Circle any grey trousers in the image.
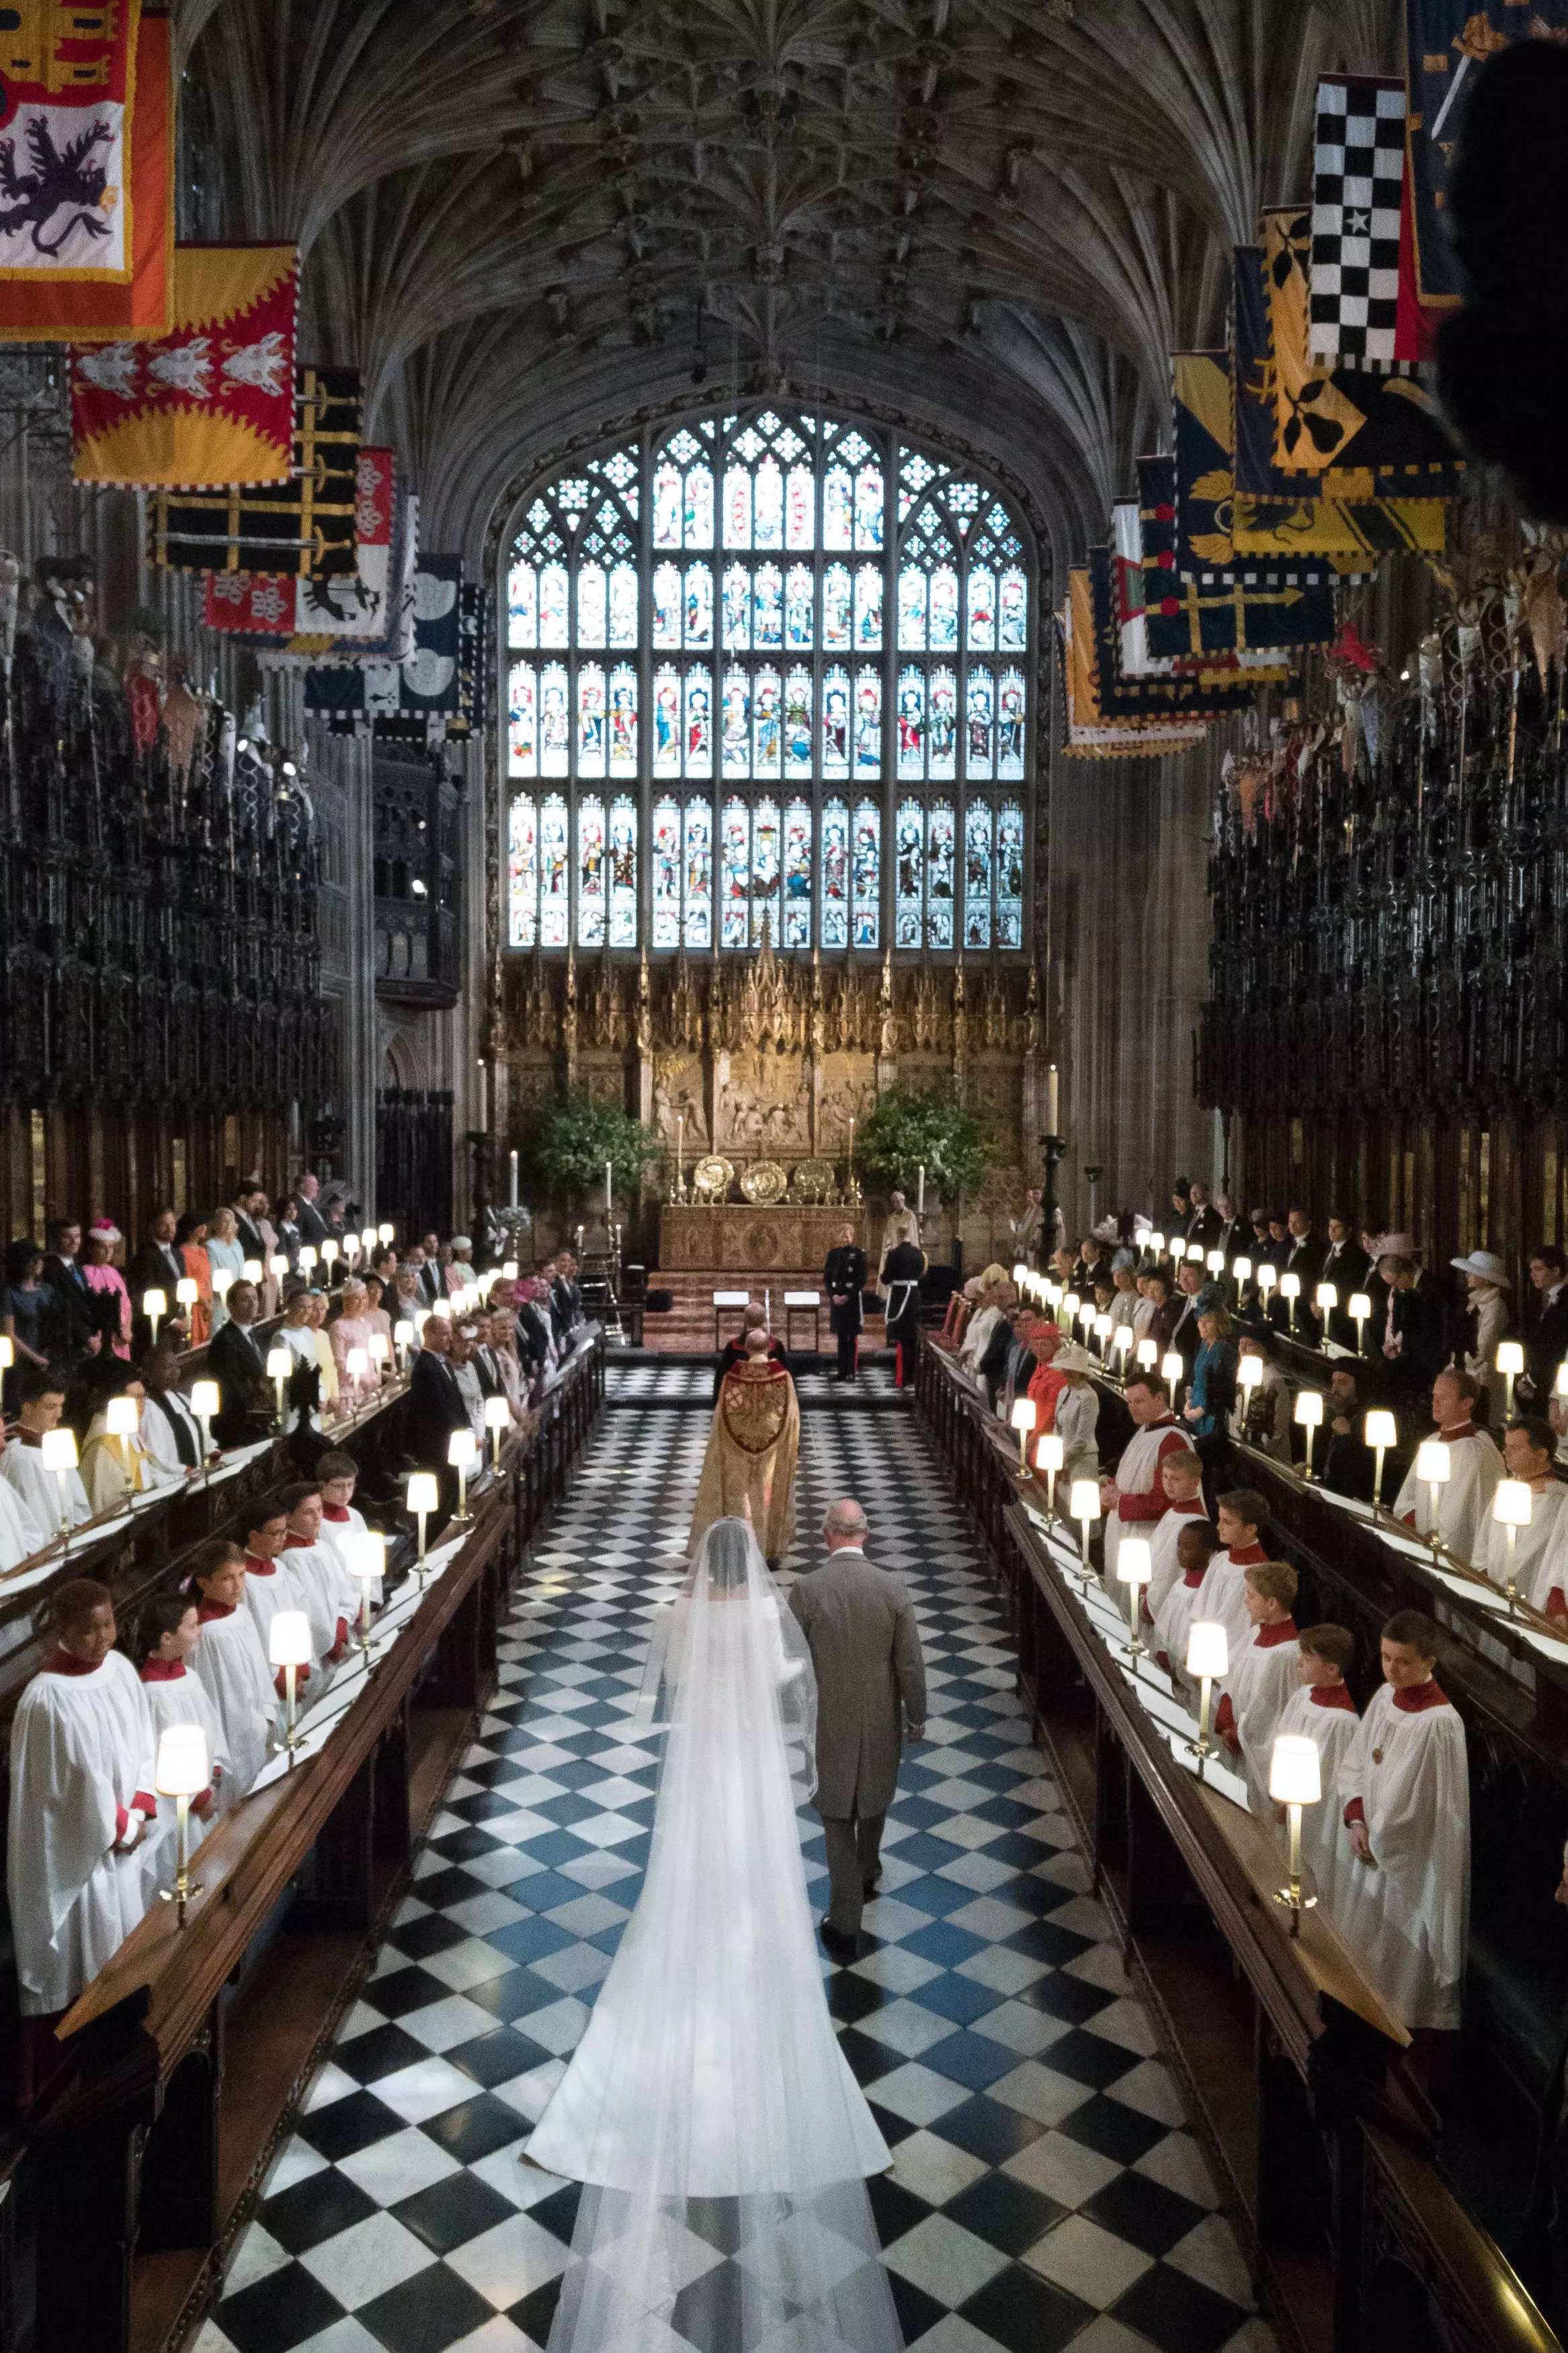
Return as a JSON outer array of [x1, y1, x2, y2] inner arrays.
[[819, 1809, 886, 1935]]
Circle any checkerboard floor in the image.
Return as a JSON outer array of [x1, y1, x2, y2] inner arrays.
[[609, 1357, 905, 1404], [197, 1396, 1275, 2353]]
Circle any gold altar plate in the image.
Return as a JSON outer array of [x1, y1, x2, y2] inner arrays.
[[739, 1160, 789, 1204]]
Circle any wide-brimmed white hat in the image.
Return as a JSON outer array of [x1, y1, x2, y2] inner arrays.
[[1373, 1232, 1417, 1259], [1450, 1250, 1510, 1287], [1053, 1343, 1096, 1374]]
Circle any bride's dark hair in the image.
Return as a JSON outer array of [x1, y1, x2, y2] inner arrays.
[[704, 1518, 753, 1591]]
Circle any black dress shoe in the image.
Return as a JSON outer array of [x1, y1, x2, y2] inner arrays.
[[862, 1872, 882, 1898], [820, 1919, 860, 1962]]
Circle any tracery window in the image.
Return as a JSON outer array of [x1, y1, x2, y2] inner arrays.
[[504, 413, 1034, 951]]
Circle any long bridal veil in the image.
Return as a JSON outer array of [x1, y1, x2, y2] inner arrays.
[[529, 1516, 903, 2352]]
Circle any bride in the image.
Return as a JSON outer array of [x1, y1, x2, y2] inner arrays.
[[526, 1515, 903, 2351]]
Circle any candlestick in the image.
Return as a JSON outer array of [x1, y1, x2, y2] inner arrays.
[[1186, 1622, 1229, 1778], [1497, 1341, 1524, 1421], [1070, 1477, 1100, 1578], [190, 1378, 219, 1476], [268, 1610, 312, 1764], [105, 1393, 138, 1483], [1364, 1410, 1397, 1511], [1349, 1293, 1370, 1357], [509, 1148, 519, 1209], [1010, 1395, 1037, 1478], [605, 1158, 613, 1219], [1046, 1062, 1059, 1133], [42, 1428, 77, 1548], [407, 1472, 439, 1585], [1117, 1538, 1152, 1660], [1493, 1478, 1532, 1614], [1294, 1388, 1322, 1478], [155, 1726, 209, 1926], [449, 1429, 477, 1522], [349, 1532, 384, 1667], [917, 1162, 925, 1214], [1269, 1734, 1321, 1933], [1415, 1438, 1449, 1545], [484, 1392, 511, 1471], [266, 1345, 292, 1429]]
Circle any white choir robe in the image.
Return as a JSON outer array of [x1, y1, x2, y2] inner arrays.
[[1479, 1480, 1566, 1597], [1392, 1428, 1503, 1567], [140, 1387, 205, 1483], [1147, 1499, 1206, 1625], [1335, 1683, 1470, 2030], [1153, 1566, 1209, 1697], [190, 1603, 278, 1796], [7, 1650, 177, 2014], [1272, 1681, 1361, 1921], [0, 1472, 46, 1570], [240, 1556, 337, 1684], [1188, 1545, 1271, 1675], [282, 1536, 358, 1653], [80, 1411, 162, 1515], [1220, 1624, 1301, 1817], [1529, 1498, 1568, 1616], [138, 1662, 228, 1828], [3, 1436, 90, 1533], [318, 1503, 381, 1607], [1104, 1419, 1195, 1590]]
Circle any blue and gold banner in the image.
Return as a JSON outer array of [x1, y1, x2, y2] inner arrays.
[[1407, 1, 1568, 309], [1139, 452, 1336, 660]]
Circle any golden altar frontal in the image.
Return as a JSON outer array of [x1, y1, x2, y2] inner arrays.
[[660, 1203, 868, 1272]]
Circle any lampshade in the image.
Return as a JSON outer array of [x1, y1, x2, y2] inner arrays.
[[369, 1333, 388, 1363], [1161, 1351, 1184, 1388], [483, 1394, 511, 1431], [267, 1609, 313, 1668], [378, 1222, 395, 1244], [347, 1531, 386, 1583], [1415, 1438, 1450, 1485], [1294, 1390, 1323, 1429], [1493, 1478, 1534, 1529], [1348, 1291, 1371, 1320], [502, 1260, 519, 1280], [1279, 1271, 1300, 1300], [1496, 1341, 1525, 1378], [430, 1298, 452, 1320], [1149, 1232, 1165, 1256], [1557, 1361, 1568, 1399], [1063, 1292, 1080, 1320], [1011, 1396, 1038, 1432], [1364, 1410, 1397, 1451], [345, 1348, 368, 1382], [394, 1319, 415, 1352], [413, 1308, 430, 1337], [1238, 1354, 1264, 1392], [1012, 1263, 1027, 1285], [1206, 1250, 1225, 1273], [1135, 1339, 1158, 1370], [1315, 1283, 1337, 1312], [40, 1429, 77, 1472], [0, 1337, 11, 1369], [321, 1240, 339, 1266], [1268, 1732, 1321, 1808], [1078, 1304, 1096, 1332], [154, 1722, 210, 1799], [1094, 1314, 1112, 1341], [1069, 1478, 1101, 1522], [1116, 1538, 1153, 1588], [142, 1286, 167, 1319], [243, 1259, 263, 1283], [1112, 1326, 1133, 1355], [448, 1429, 478, 1470], [190, 1379, 219, 1420], [1188, 1241, 1206, 1262], [270, 1253, 288, 1277], [104, 1395, 138, 1438], [1035, 1433, 1065, 1472], [1257, 1263, 1277, 1291], [343, 1234, 360, 1259], [1186, 1621, 1229, 1680], [265, 1345, 292, 1381], [1232, 1256, 1252, 1283], [407, 1472, 440, 1515], [362, 1226, 378, 1250], [297, 1246, 317, 1272], [175, 1277, 199, 1308], [211, 1265, 234, 1300]]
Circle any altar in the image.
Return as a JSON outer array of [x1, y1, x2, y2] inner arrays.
[[660, 1203, 868, 1273]]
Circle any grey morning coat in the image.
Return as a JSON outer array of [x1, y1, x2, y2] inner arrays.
[[789, 1547, 927, 1819]]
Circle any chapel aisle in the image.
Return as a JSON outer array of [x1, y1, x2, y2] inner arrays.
[[197, 1371, 1276, 2353]]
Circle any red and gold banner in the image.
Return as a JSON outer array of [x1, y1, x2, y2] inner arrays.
[[0, 0, 140, 282], [71, 243, 298, 483], [0, 9, 171, 342]]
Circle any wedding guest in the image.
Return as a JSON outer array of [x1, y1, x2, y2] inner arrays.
[[206, 1206, 247, 1333], [81, 1221, 132, 1358], [175, 1211, 214, 1347], [1231, 1332, 1292, 1465], [208, 1281, 274, 1446], [328, 1277, 378, 1400], [1524, 1244, 1568, 1406], [41, 1218, 100, 1371], [1, 1239, 52, 1407], [127, 1209, 192, 1353]]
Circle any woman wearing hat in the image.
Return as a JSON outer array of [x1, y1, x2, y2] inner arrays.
[[1452, 1250, 1512, 1396], [1183, 1300, 1238, 1477], [81, 1220, 132, 1359], [1051, 1343, 1101, 1486]]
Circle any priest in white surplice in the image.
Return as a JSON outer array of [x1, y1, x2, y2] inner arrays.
[[1477, 1418, 1566, 1598], [1272, 1625, 1360, 1921], [80, 1380, 163, 1514], [2, 1369, 90, 1534], [7, 1579, 177, 2018], [1100, 1373, 1194, 1588], [1392, 1368, 1502, 1566], [1336, 1610, 1470, 2031], [189, 1541, 280, 1798], [138, 1346, 208, 1484]]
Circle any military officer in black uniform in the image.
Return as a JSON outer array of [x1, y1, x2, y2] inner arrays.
[[824, 1224, 868, 1383], [882, 1238, 927, 1390]]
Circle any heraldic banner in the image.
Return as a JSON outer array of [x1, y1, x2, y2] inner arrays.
[[70, 243, 298, 484], [0, 8, 171, 342]]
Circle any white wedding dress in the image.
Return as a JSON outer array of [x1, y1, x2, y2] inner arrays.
[[528, 1517, 903, 2351]]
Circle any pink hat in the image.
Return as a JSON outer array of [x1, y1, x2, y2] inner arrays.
[[88, 1218, 122, 1244]]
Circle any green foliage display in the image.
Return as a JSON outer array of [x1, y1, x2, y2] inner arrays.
[[528, 1092, 661, 1204], [855, 1081, 992, 1205]]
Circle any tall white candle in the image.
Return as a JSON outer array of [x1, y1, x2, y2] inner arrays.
[[605, 1158, 612, 1216], [677, 1115, 684, 1187], [1047, 1063, 1059, 1133], [917, 1163, 925, 1213], [509, 1149, 518, 1209]]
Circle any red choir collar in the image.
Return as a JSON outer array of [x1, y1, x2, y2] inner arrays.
[[282, 1531, 314, 1549], [1182, 1562, 1210, 1587], [1254, 1618, 1297, 1648], [1168, 1499, 1202, 1515], [323, 1505, 352, 1523], [44, 1648, 101, 1675], [1310, 1680, 1356, 1711], [245, 1553, 278, 1576], [19, 1429, 44, 1448], [1227, 1542, 1268, 1565], [1147, 1414, 1178, 1430], [140, 1659, 186, 1681], [197, 1599, 235, 1622], [1392, 1677, 1448, 1712], [1438, 1423, 1476, 1443]]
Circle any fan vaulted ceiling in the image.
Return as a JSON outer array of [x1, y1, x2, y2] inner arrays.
[[179, 0, 1395, 564]]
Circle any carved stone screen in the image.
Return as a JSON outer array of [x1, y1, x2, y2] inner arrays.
[[503, 407, 1033, 957]]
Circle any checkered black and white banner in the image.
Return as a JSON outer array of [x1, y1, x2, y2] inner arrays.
[[1309, 75, 1407, 369]]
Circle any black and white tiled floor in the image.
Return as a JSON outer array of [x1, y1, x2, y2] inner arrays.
[[609, 1355, 905, 1404], [197, 1369, 1274, 2353]]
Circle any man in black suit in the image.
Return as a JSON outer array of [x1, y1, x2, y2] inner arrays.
[[1319, 1216, 1372, 1347], [294, 1171, 331, 1248], [407, 1316, 472, 1500], [714, 1303, 790, 1402], [128, 1207, 194, 1353], [1167, 1263, 1207, 1371], [882, 1238, 925, 1390], [549, 1250, 584, 1343], [230, 1183, 269, 1269], [1525, 1244, 1568, 1405], [1212, 1191, 1246, 1265], [824, 1226, 868, 1384], [208, 1281, 275, 1446], [1275, 1207, 1327, 1340], [1184, 1184, 1223, 1251]]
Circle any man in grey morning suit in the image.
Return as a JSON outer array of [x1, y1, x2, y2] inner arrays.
[[788, 1497, 927, 1958]]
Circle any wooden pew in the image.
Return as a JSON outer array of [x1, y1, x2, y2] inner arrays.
[[917, 1334, 1562, 2353]]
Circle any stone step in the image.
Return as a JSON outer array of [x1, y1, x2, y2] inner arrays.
[[634, 1266, 887, 1356]]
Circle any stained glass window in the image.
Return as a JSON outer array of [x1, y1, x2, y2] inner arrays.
[[503, 414, 1033, 951]]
